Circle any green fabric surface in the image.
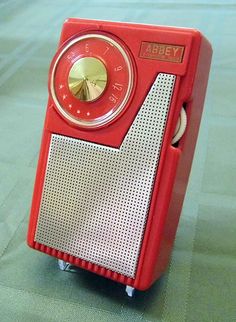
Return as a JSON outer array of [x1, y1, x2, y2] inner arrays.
[[0, 0, 235, 321]]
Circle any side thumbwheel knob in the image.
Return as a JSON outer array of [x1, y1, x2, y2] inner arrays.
[[172, 107, 187, 144]]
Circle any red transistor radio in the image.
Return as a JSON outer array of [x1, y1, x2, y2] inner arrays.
[[27, 18, 212, 296]]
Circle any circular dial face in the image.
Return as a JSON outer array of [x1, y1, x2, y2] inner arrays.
[[50, 33, 134, 128]]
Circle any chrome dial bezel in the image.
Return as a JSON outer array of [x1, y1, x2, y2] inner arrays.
[[50, 33, 134, 128]]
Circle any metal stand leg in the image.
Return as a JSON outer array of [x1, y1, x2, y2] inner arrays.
[[125, 285, 135, 297], [58, 259, 70, 271], [58, 259, 78, 272]]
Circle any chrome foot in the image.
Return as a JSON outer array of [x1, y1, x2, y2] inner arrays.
[[58, 259, 70, 271], [125, 285, 135, 297], [57, 259, 78, 273]]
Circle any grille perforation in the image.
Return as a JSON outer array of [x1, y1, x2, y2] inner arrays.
[[35, 73, 176, 277]]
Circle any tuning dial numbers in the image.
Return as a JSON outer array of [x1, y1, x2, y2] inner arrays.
[[50, 34, 134, 128]]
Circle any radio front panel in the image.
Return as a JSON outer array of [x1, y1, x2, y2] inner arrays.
[[27, 18, 212, 293]]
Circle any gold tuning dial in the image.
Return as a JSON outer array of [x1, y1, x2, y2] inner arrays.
[[68, 57, 107, 102]]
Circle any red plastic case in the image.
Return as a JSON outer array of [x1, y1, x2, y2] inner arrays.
[[27, 18, 212, 291]]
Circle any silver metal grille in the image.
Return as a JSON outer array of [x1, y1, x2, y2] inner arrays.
[[35, 73, 176, 278]]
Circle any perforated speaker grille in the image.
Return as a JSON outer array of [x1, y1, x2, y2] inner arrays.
[[35, 73, 176, 278]]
